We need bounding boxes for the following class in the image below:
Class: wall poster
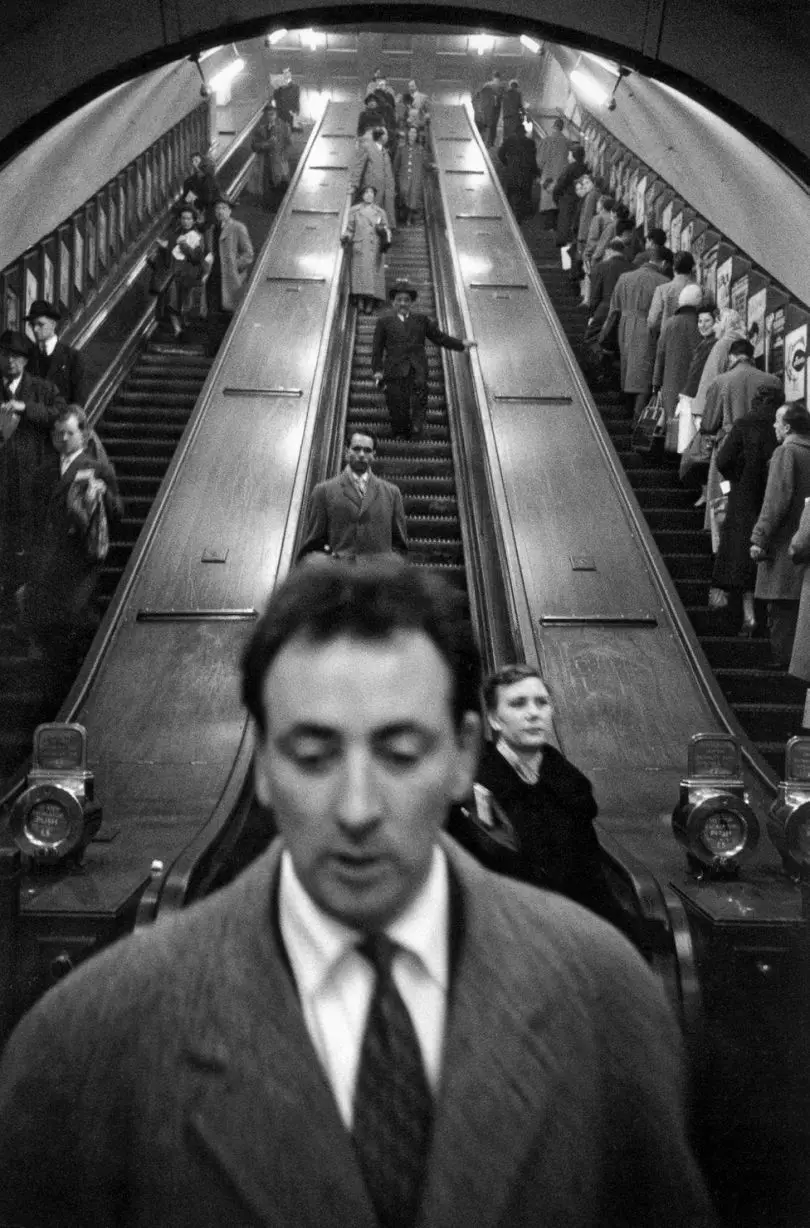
[731,274,748,322]
[5,287,19,332]
[747,288,767,361]
[86,216,96,281]
[681,221,694,254]
[635,176,647,227]
[97,203,107,268]
[670,211,683,254]
[784,324,807,401]
[43,252,54,303]
[24,269,38,336]
[765,307,786,378]
[73,229,84,294]
[661,199,673,238]
[118,183,126,243]
[715,257,733,311]
[59,239,70,305]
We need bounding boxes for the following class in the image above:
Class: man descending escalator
[371,279,476,440]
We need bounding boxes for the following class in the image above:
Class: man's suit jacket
[297,468,408,561]
[26,340,91,406]
[0,838,716,1227]
[372,310,464,382]
[0,371,65,537]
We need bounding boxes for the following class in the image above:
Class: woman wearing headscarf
[711,384,784,636]
[340,184,391,314]
[446,664,617,921]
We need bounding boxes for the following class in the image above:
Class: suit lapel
[339,468,362,511]
[183,849,378,1227]
[362,472,381,514]
[418,843,560,1228]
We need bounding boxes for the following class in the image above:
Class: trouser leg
[768,599,800,668]
[410,379,428,436]
[385,379,412,439]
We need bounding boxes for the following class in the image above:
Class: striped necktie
[352,933,433,1228]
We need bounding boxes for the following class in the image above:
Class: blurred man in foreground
[0,562,716,1227]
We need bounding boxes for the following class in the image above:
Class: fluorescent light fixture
[471,33,494,56]
[209,57,245,103]
[581,52,620,77]
[199,46,223,63]
[520,34,541,54]
[569,69,610,107]
[266,29,287,46]
[300,28,325,50]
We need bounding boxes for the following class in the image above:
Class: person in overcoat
[179,152,220,227]
[393,126,429,225]
[20,405,121,669]
[0,560,717,1228]
[711,384,783,635]
[203,197,254,315]
[24,299,90,405]
[647,252,697,343]
[472,72,504,145]
[787,502,810,683]
[296,430,408,562]
[496,127,537,221]
[250,101,291,205]
[751,402,810,667]
[598,246,670,418]
[582,194,615,270]
[371,279,476,438]
[552,145,587,247]
[702,339,783,555]
[349,129,396,230]
[653,284,702,421]
[271,68,300,128]
[0,329,65,595]
[583,238,634,348]
[149,205,209,336]
[446,664,618,922]
[534,117,569,223]
[500,79,524,139]
[357,94,382,137]
[341,185,391,313]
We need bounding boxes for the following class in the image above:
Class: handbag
[375,222,391,253]
[678,430,715,485]
[631,391,666,454]
[789,498,810,565]
[710,492,728,531]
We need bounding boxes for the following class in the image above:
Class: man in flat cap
[25,299,91,405]
[0,330,65,600]
[372,279,476,439]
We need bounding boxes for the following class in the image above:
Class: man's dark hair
[615,203,631,220]
[647,227,667,247]
[782,401,810,435]
[607,238,627,253]
[649,244,669,265]
[371,125,386,142]
[673,251,695,275]
[242,562,482,738]
[482,663,551,714]
[347,428,378,451]
[728,338,754,358]
[616,219,635,237]
[750,384,784,419]
[54,404,88,432]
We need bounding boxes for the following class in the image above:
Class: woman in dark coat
[712,384,783,634]
[552,145,587,247]
[446,663,616,920]
[148,205,208,335]
[497,128,537,221]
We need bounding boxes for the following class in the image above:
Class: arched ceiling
[2,0,809,183]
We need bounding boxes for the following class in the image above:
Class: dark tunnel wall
[1,0,809,181]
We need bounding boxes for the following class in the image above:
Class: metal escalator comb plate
[308,164,349,170]
[455,213,502,220]
[445,169,485,174]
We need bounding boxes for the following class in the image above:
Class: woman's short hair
[482,664,550,714]
[54,404,88,432]
[782,401,810,435]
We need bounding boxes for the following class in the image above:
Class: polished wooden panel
[17,102,358,918]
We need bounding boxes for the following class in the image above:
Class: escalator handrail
[473,105,779,799]
[135,105,354,924]
[429,110,541,671]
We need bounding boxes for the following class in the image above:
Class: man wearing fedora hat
[25,300,90,406]
[0,329,65,600]
[372,279,476,439]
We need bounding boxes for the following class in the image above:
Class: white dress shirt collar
[279,843,450,1000]
[6,373,22,396]
[41,335,58,357]
[496,737,541,785]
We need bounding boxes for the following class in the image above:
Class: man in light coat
[0,561,718,1228]
[204,196,254,315]
[296,430,408,562]
[648,251,697,343]
[599,244,670,419]
[535,117,570,223]
[703,338,783,435]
